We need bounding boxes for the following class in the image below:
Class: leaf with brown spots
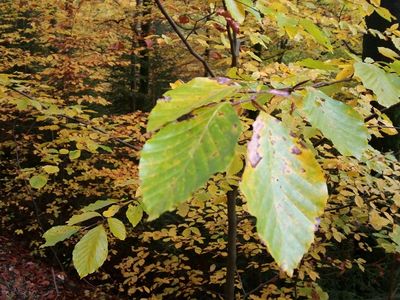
[241,112,328,276]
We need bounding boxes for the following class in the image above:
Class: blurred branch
[154,0,215,77]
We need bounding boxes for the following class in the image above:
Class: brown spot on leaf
[299,141,307,149]
[291,146,302,155]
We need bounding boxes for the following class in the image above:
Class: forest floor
[0,235,120,300]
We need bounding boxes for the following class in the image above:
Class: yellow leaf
[191,227,201,236]
[182,228,191,238]
[355,195,364,207]
[393,194,400,207]
[378,47,399,60]
[59,149,69,155]
[369,210,390,230]
[335,65,354,81]
[42,165,60,174]
[177,202,189,217]
[169,79,184,89]
[103,205,120,218]
[210,264,216,272]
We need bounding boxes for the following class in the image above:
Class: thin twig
[244,275,279,299]
[51,267,60,297]
[236,270,247,297]
[154,0,215,77]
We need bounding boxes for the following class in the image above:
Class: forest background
[1,0,400,299]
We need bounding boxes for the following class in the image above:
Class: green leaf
[72,225,108,278]
[29,174,47,189]
[81,199,119,212]
[98,145,112,153]
[354,62,400,107]
[126,204,143,228]
[69,150,81,160]
[296,58,337,71]
[41,225,80,247]
[107,217,126,240]
[140,103,241,220]
[67,211,101,225]
[299,89,370,159]
[240,113,328,276]
[147,78,239,131]
[225,0,246,23]
[300,19,333,51]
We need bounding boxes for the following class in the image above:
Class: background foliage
[1,0,400,299]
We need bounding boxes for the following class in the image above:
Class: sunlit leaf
[81,199,119,212]
[297,58,337,71]
[126,204,143,228]
[67,211,101,225]
[300,19,333,51]
[42,165,60,174]
[69,150,81,160]
[29,174,47,189]
[369,210,390,230]
[103,204,120,217]
[140,103,241,220]
[41,225,80,247]
[107,217,126,240]
[72,225,108,278]
[298,88,370,159]
[147,78,239,131]
[240,113,328,276]
[354,62,400,107]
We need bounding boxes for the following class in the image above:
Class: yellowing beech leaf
[300,19,333,51]
[67,211,101,225]
[69,150,81,160]
[225,0,246,23]
[81,199,119,212]
[299,88,370,159]
[29,174,47,189]
[354,62,400,107]
[42,165,59,174]
[107,217,126,240]
[369,210,390,230]
[378,47,399,60]
[41,225,80,247]
[72,225,108,278]
[240,113,328,276]
[140,103,241,220]
[103,204,120,217]
[147,78,239,131]
[126,204,143,228]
